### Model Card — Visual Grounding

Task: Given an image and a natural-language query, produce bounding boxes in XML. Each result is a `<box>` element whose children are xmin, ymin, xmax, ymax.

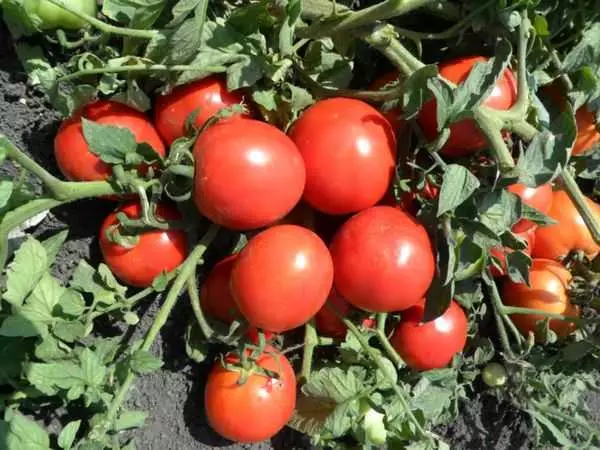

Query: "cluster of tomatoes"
<box><xmin>51</xmin><ymin>56</ymin><xmax>600</xmax><ymax>444</ymax></box>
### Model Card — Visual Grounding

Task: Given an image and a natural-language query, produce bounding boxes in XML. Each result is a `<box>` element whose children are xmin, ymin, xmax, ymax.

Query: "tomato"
<box><xmin>193</xmin><ymin>118</ymin><xmax>305</xmax><ymax>230</ymax></box>
<box><xmin>99</xmin><ymin>202</ymin><xmax>187</xmax><ymax>288</ymax></box>
<box><xmin>398</xmin><ymin>181</ymin><xmax>440</xmax><ymax>214</ymax></box>
<box><xmin>314</xmin><ymin>290</ymin><xmax>375</xmax><ymax>338</ymax></box>
<box><xmin>204</xmin><ymin>346</ymin><xmax>296</xmax><ymax>443</ymax></box>
<box><xmin>330</xmin><ymin>206</ymin><xmax>435</xmax><ymax>312</ymax></box>
<box><xmin>289</xmin><ymin>98</ymin><xmax>397</xmax><ymax>215</ymax></box>
<box><xmin>390</xmin><ymin>299</ymin><xmax>468</xmax><ymax>371</ymax></box>
<box><xmin>533</xmin><ymin>190</ymin><xmax>600</xmax><ymax>261</ymax></box>
<box><xmin>200</xmin><ymin>255</ymin><xmax>240</xmax><ymax>323</ymax></box>
<box><xmin>154</xmin><ymin>77</ymin><xmax>247</xmax><ymax>145</ymax></box>
<box><xmin>490</xmin><ymin>226</ymin><xmax>536</xmax><ymax>277</ymax></box>
<box><xmin>418</xmin><ymin>56</ymin><xmax>517</xmax><ymax>157</ymax></box>
<box><xmin>501</xmin><ymin>259</ymin><xmax>580</xmax><ymax>339</ymax></box>
<box><xmin>508</xmin><ymin>183</ymin><xmax>553</xmax><ymax>233</ymax></box>
<box><xmin>370</xmin><ymin>72</ymin><xmax>407</xmax><ymax>134</ymax></box>
<box><xmin>28</xmin><ymin>0</ymin><xmax>97</xmax><ymax>30</ymax></box>
<box><xmin>481</xmin><ymin>362</ymin><xmax>507</xmax><ymax>387</ymax></box>
<box><xmin>55</xmin><ymin>101</ymin><xmax>166</xmax><ymax>182</ymax></box>
<box><xmin>231</xmin><ymin>225</ymin><xmax>333</xmax><ymax>332</ymax></box>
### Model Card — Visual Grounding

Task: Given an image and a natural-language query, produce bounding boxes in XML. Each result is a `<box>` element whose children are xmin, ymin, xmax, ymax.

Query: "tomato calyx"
<box><xmin>220</xmin><ymin>346</ymin><xmax>283</xmax><ymax>385</ymax></box>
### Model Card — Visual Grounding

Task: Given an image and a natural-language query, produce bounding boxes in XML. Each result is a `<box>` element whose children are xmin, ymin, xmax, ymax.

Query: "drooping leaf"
<box><xmin>81</xmin><ymin>119</ymin><xmax>138</xmax><ymax>165</ymax></box>
<box><xmin>437</xmin><ymin>165</ymin><xmax>480</xmax><ymax>216</ymax></box>
<box><xmin>4</xmin><ymin>411</ymin><xmax>50</xmax><ymax>450</ymax></box>
<box><xmin>114</xmin><ymin>411</ymin><xmax>148</xmax><ymax>431</ymax></box>
<box><xmin>563</xmin><ymin>23</ymin><xmax>600</xmax><ymax>72</ymax></box>
<box><xmin>3</xmin><ymin>237</ymin><xmax>48</xmax><ymax>307</ymax></box>
<box><xmin>505</xmin><ymin>251</ymin><xmax>532</xmax><ymax>285</ymax></box>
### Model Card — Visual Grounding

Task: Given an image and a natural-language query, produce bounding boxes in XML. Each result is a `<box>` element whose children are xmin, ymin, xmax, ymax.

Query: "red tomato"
<box><xmin>193</xmin><ymin>118</ymin><xmax>305</xmax><ymax>230</ymax></box>
<box><xmin>533</xmin><ymin>190</ymin><xmax>600</xmax><ymax>261</ymax></box>
<box><xmin>99</xmin><ymin>202</ymin><xmax>187</xmax><ymax>287</ymax></box>
<box><xmin>418</xmin><ymin>56</ymin><xmax>517</xmax><ymax>157</ymax></box>
<box><xmin>54</xmin><ymin>100</ymin><xmax>166</xmax><ymax>182</ymax></box>
<box><xmin>391</xmin><ymin>299</ymin><xmax>468</xmax><ymax>371</ymax></box>
<box><xmin>330</xmin><ymin>206</ymin><xmax>435</xmax><ymax>312</ymax></box>
<box><xmin>289</xmin><ymin>98</ymin><xmax>397</xmax><ymax>215</ymax></box>
<box><xmin>502</xmin><ymin>259</ymin><xmax>580</xmax><ymax>339</ymax></box>
<box><xmin>231</xmin><ymin>225</ymin><xmax>333</xmax><ymax>332</ymax></box>
<box><xmin>200</xmin><ymin>255</ymin><xmax>240</xmax><ymax>323</ymax></box>
<box><xmin>489</xmin><ymin>226</ymin><xmax>536</xmax><ymax>277</ymax></box>
<box><xmin>370</xmin><ymin>72</ymin><xmax>407</xmax><ymax>134</ymax></box>
<box><xmin>508</xmin><ymin>183</ymin><xmax>553</xmax><ymax>233</ymax></box>
<box><xmin>398</xmin><ymin>181</ymin><xmax>440</xmax><ymax>215</ymax></box>
<box><xmin>314</xmin><ymin>290</ymin><xmax>374</xmax><ymax>338</ymax></box>
<box><xmin>204</xmin><ymin>346</ymin><xmax>296</xmax><ymax>443</ymax></box>
<box><xmin>154</xmin><ymin>77</ymin><xmax>247</xmax><ymax>145</ymax></box>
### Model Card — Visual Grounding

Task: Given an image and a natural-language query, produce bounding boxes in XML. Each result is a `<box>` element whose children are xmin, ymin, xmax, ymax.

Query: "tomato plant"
<box><xmin>502</xmin><ymin>259</ymin><xmax>580</xmax><ymax>339</ymax></box>
<box><xmin>193</xmin><ymin>118</ymin><xmax>305</xmax><ymax>230</ymax></box>
<box><xmin>230</xmin><ymin>225</ymin><xmax>333</xmax><ymax>332</ymax></box>
<box><xmin>99</xmin><ymin>202</ymin><xmax>187</xmax><ymax>288</ymax></box>
<box><xmin>533</xmin><ymin>190</ymin><xmax>600</xmax><ymax>261</ymax></box>
<box><xmin>507</xmin><ymin>183</ymin><xmax>553</xmax><ymax>233</ymax></box>
<box><xmin>27</xmin><ymin>0</ymin><xmax>97</xmax><ymax>30</ymax></box>
<box><xmin>54</xmin><ymin>100</ymin><xmax>166</xmax><ymax>182</ymax></box>
<box><xmin>390</xmin><ymin>299</ymin><xmax>468</xmax><ymax>371</ymax></box>
<box><xmin>204</xmin><ymin>346</ymin><xmax>296</xmax><ymax>443</ymax></box>
<box><xmin>289</xmin><ymin>98</ymin><xmax>397</xmax><ymax>214</ymax></box>
<box><xmin>154</xmin><ymin>77</ymin><xmax>247</xmax><ymax>145</ymax></box>
<box><xmin>418</xmin><ymin>56</ymin><xmax>517</xmax><ymax>156</ymax></box>
<box><xmin>330</xmin><ymin>206</ymin><xmax>435</xmax><ymax>312</ymax></box>
<box><xmin>490</xmin><ymin>226</ymin><xmax>535</xmax><ymax>277</ymax></box>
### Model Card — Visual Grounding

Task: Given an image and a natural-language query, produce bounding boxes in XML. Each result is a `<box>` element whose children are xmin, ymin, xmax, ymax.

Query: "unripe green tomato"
<box><xmin>481</xmin><ymin>362</ymin><xmax>508</xmax><ymax>387</ymax></box>
<box><xmin>27</xmin><ymin>0</ymin><xmax>97</xmax><ymax>30</ymax></box>
<box><xmin>362</xmin><ymin>407</ymin><xmax>387</xmax><ymax>445</ymax></box>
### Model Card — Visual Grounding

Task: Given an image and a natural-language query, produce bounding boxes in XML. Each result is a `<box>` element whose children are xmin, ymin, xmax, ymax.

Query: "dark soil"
<box><xmin>0</xmin><ymin>21</ymin><xmax>547</xmax><ymax>450</ymax></box>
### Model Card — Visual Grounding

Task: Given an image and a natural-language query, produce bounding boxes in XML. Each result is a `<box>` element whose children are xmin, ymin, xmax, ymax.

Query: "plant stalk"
<box><xmin>300</xmin><ymin>320</ymin><xmax>319</xmax><ymax>383</ymax></box>
<box><xmin>375</xmin><ymin>313</ymin><xmax>403</xmax><ymax>367</ymax></box>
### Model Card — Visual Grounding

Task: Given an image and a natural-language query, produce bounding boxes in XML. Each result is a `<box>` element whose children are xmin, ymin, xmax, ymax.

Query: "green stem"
<box><xmin>506</xmin><ymin>119</ymin><xmax>538</xmax><ymax>141</ymax></box>
<box><xmin>548</xmin><ymin>49</ymin><xmax>574</xmax><ymax>91</ymax></box>
<box><xmin>531</xmin><ymin>400</ymin><xmax>600</xmax><ymax>437</ymax></box>
<box><xmin>375</xmin><ymin>313</ymin><xmax>403</xmax><ymax>367</ymax></box>
<box><xmin>58</xmin><ymin>64</ymin><xmax>228</xmax><ymax>83</ymax></box>
<box><xmin>96</xmin><ymin>225</ymin><xmax>219</xmax><ymax>436</ymax></box>
<box><xmin>45</xmin><ymin>0</ymin><xmax>157</xmax><ymax>39</ymax></box>
<box><xmin>508</xmin><ymin>14</ymin><xmax>531</xmax><ymax>118</ymax></box>
<box><xmin>422</xmin><ymin>1</ymin><xmax>461</xmax><ymax>21</ymax></box>
<box><xmin>188</xmin><ymin>277</ymin><xmax>214</xmax><ymax>339</ymax></box>
<box><xmin>560</xmin><ymin>169</ymin><xmax>600</xmax><ymax>245</ymax></box>
<box><xmin>473</xmin><ymin>108</ymin><xmax>516</xmax><ymax>173</ymax></box>
<box><xmin>89</xmin><ymin>285</ymin><xmax>159</xmax><ymax>320</ymax></box>
<box><xmin>503</xmin><ymin>305</ymin><xmax>583</xmax><ymax>324</ymax></box>
<box><xmin>298</xmin><ymin>0</ymin><xmax>436</xmax><ymax>39</ymax></box>
<box><xmin>300</xmin><ymin>320</ymin><xmax>318</xmax><ymax>383</ymax></box>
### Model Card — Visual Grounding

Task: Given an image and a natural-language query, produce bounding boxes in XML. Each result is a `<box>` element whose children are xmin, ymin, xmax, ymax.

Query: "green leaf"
<box><xmin>129</xmin><ymin>350</ymin><xmax>163</xmax><ymax>374</ymax></box>
<box><xmin>0</xmin><ymin>337</ymin><xmax>30</xmax><ymax>384</ymax></box>
<box><xmin>505</xmin><ymin>251</ymin><xmax>532</xmax><ymax>285</ymax></box>
<box><xmin>410</xmin><ymin>380</ymin><xmax>452</xmax><ymax>422</ymax></box>
<box><xmin>70</xmin><ymin>261</ymin><xmax>125</xmax><ymax>305</ymax></box>
<box><xmin>185</xmin><ymin>323</ymin><xmax>208</xmax><ymax>363</ymax></box>
<box><xmin>0</xmin><ymin>180</ymin><xmax>13</xmax><ymax>209</ymax></box>
<box><xmin>57</xmin><ymin>290</ymin><xmax>86</xmax><ymax>317</ymax></box>
<box><xmin>4</xmin><ymin>411</ymin><xmax>50</xmax><ymax>450</ymax></box>
<box><xmin>35</xmin><ymin>335</ymin><xmax>70</xmax><ymax>361</ymax></box>
<box><xmin>402</xmin><ymin>65</ymin><xmax>438</xmax><ymax>119</ymax></box>
<box><xmin>477</xmin><ymin>190</ymin><xmax>520</xmax><ymax>235</ymax></box>
<box><xmin>520</xmin><ymin>203</ymin><xmax>557</xmax><ymax>227</ymax></box>
<box><xmin>1</xmin><ymin>0</ymin><xmax>39</xmax><ymax>38</ymax></box>
<box><xmin>437</xmin><ymin>165</ymin><xmax>480</xmax><ymax>216</ymax></box>
<box><xmin>81</xmin><ymin>118</ymin><xmax>138</xmax><ymax>165</ymax></box>
<box><xmin>454</xmin><ymin>279</ymin><xmax>484</xmax><ymax>308</ymax></box>
<box><xmin>80</xmin><ymin>348</ymin><xmax>106</xmax><ymax>387</ymax></box>
<box><xmin>20</xmin><ymin>272</ymin><xmax>65</xmax><ymax>325</ymax></box>
<box><xmin>563</xmin><ymin>23</ymin><xmax>600</xmax><ymax>72</ymax></box>
<box><xmin>111</xmin><ymin>80</ymin><xmax>152</xmax><ymax>112</ymax></box>
<box><xmin>3</xmin><ymin>237</ymin><xmax>48</xmax><ymax>306</ymax></box>
<box><xmin>168</xmin><ymin>17</ymin><xmax>204</xmax><ymax>65</ymax></box>
<box><xmin>26</xmin><ymin>361</ymin><xmax>85</xmax><ymax>396</ymax></box>
<box><xmin>454</xmin><ymin>239</ymin><xmax>484</xmax><ymax>281</ymax></box>
<box><xmin>114</xmin><ymin>411</ymin><xmax>148</xmax><ymax>431</ymax></box>
<box><xmin>531</xmin><ymin>410</ymin><xmax>574</xmax><ymax>447</ymax></box>
<box><xmin>40</xmin><ymin>230</ymin><xmax>68</xmax><ymax>266</ymax></box>
<box><xmin>533</xmin><ymin>15</ymin><xmax>549</xmax><ymax>37</ymax></box>
<box><xmin>289</xmin><ymin>394</ymin><xmax>336</xmax><ymax>436</ymax></box>
<box><xmin>58</xmin><ymin>420</ymin><xmax>81</xmax><ymax>450</ymax></box>
<box><xmin>278</xmin><ymin>0</ymin><xmax>302</xmax><ymax>57</ymax></box>
<box><xmin>0</xmin><ymin>314</ymin><xmax>39</xmax><ymax>337</ymax></box>
<box><xmin>167</xmin><ymin>0</ymin><xmax>203</xmax><ymax>27</ymax></box>
<box><xmin>53</xmin><ymin>321</ymin><xmax>87</xmax><ymax>343</ymax></box>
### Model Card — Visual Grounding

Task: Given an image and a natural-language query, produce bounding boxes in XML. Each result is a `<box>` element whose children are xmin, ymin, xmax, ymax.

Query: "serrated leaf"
<box><xmin>114</xmin><ymin>411</ymin><xmax>148</xmax><ymax>431</ymax></box>
<box><xmin>0</xmin><ymin>180</ymin><xmax>13</xmax><ymax>209</ymax></box>
<box><xmin>58</xmin><ymin>420</ymin><xmax>81</xmax><ymax>450</ymax></box>
<box><xmin>57</xmin><ymin>290</ymin><xmax>86</xmax><ymax>317</ymax></box>
<box><xmin>505</xmin><ymin>251</ymin><xmax>532</xmax><ymax>285</ymax></box>
<box><xmin>454</xmin><ymin>279</ymin><xmax>483</xmax><ymax>308</ymax></box>
<box><xmin>531</xmin><ymin>410</ymin><xmax>574</xmax><ymax>447</ymax></box>
<box><xmin>167</xmin><ymin>0</ymin><xmax>202</xmax><ymax>27</ymax></box>
<box><xmin>20</xmin><ymin>272</ymin><xmax>65</xmax><ymax>324</ymax></box>
<box><xmin>4</xmin><ymin>411</ymin><xmax>50</xmax><ymax>450</ymax></box>
<box><xmin>278</xmin><ymin>0</ymin><xmax>302</xmax><ymax>57</ymax></box>
<box><xmin>35</xmin><ymin>335</ymin><xmax>70</xmax><ymax>361</ymax></box>
<box><xmin>289</xmin><ymin>394</ymin><xmax>336</xmax><ymax>435</ymax></box>
<box><xmin>0</xmin><ymin>314</ymin><xmax>39</xmax><ymax>337</ymax></box>
<box><xmin>129</xmin><ymin>350</ymin><xmax>163</xmax><ymax>374</ymax></box>
<box><xmin>80</xmin><ymin>348</ymin><xmax>106</xmax><ymax>387</ymax></box>
<box><xmin>40</xmin><ymin>230</ymin><xmax>68</xmax><ymax>266</ymax></box>
<box><xmin>81</xmin><ymin>118</ymin><xmax>138</xmax><ymax>165</ymax></box>
<box><xmin>437</xmin><ymin>165</ymin><xmax>480</xmax><ymax>216</ymax></box>
<box><xmin>0</xmin><ymin>337</ymin><xmax>30</xmax><ymax>384</ymax></box>
<box><xmin>26</xmin><ymin>361</ymin><xmax>84</xmax><ymax>395</ymax></box>
<box><xmin>303</xmin><ymin>366</ymin><xmax>366</xmax><ymax>403</ymax></box>
<box><xmin>168</xmin><ymin>17</ymin><xmax>204</xmax><ymax>65</ymax></box>
<box><xmin>70</xmin><ymin>261</ymin><xmax>124</xmax><ymax>305</ymax></box>
<box><xmin>402</xmin><ymin>65</ymin><xmax>438</xmax><ymax>119</ymax></box>
<box><xmin>53</xmin><ymin>321</ymin><xmax>87</xmax><ymax>343</ymax></box>
<box><xmin>563</xmin><ymin>23</ymin><xmax>600</xmax><ymax>72</ymax></box>
<box><xmin>3</xmin><ymin>238</ymin><xmax>48</xmax><ymax>306</ymax></box>
<box><xmin>477</xmin><ymin>190</ymin><xmax>520</xmax><ymax>235</ymax></box>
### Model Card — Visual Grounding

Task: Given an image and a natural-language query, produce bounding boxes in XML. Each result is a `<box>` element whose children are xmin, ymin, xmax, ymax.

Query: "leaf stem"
<box><xmin>187</xmin><ymin>277</ymin><xmax>214</xmax><ymax>339</ymax></box>
<box><xmin>375</xmin><ymin>313</ymin><xmax>403</xmax><ymax>367</ymax></box>
<box><xmin>300</xmin><ymin>320</ymin><xmax>319</xmax><ymax>383</ymax></box>
<box><xmin>473</xmin><ymin>108</ymin><xmax>516</xmax><ymax>173</ymax></box>
<box><xmin>560</xmin><ymin>169</ymin><xmax>600</xmax><ymax>245</ymax></box>
<box><xmin>502</xmin><ymin>305</ymin><xmax>583</xmax><ymax>324</ymax></box>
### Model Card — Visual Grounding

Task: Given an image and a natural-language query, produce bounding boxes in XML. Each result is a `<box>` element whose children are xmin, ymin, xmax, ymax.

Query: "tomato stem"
<box><xmin>188</xmin><ymin>277</ymin><xmax>214</xmax><ymax>339</ymax></box>
<box><xmin>89</xmin><ymin>224</ymin><xmax>220</xmax><ymax>440</ymax></box>
<box><xmin>502</xmin><ymin>306</ymin><xmax>583</xmax><ymax>325</ymax></box>
<box><xmin>559</xmin><ymin>169</ymin><xmax>600</xmax><ymax>246</ymax></box>
<box><xmin>473</xmin><ymin>108</ymin><xmax>516</xmax><ymax>173</ymax></box>
<box><xmin>300</xmin><ymin>320</ymin><xmax>319</xmax><ymax>383</ymax></box>
<box><xmin>375</xmin><ymin>313</ymin><xmax>403</xmax><ymax>367</ymax></box>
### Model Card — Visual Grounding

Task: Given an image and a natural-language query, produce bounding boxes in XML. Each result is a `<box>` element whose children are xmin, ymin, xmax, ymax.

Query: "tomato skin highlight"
<box><xmin>204</xmin><ymin>346</ymin><xmax>296</xmax><ymax>443</ymax></box>
<box><xmin>533</xmin><ymin>190</ymin><xmax>600</xmax><ymax>261</ymax></box>
<box><xmin>330</xmin><ymin>206</ymin><xmax>435</xmax><ymax>312</ymax></box>
<box><xmin>289</xmin><ymin>98</ymin><xmax>397</xmax><ymax>215</ymax></box>
<box><xmin>508</xmin><ymin>183</ymin><xmax>553</xmax><ymax>233</ymax></box>
<box><xmin>200</xmin><ymin>255</ymin><xmax>240</xmax><ymax>324</ymax></box>
<box><xmin>32</xmin><ymin>0</ymin><xmax>97</xmax><ymax>30</ymax></box>
<box><xmin>54</xmin><ymin>101</ymin><xmax>166</xmax><ymax>182</ymax></box>
<box><xmin>99</xmin><ymin>202</ymin><xmax>187</xmax><ymax>288</ymax></box>
<box><xmin>154</xmin><ymin>77</ymin><xmax>247</xmax><ymax>145</ymax></box>
<box><xmin>391</xmin><ymin>299</ymin><xmax>468</xmax><ymax>371</ymax></box>
<box><xmin>418</xmin><ymin>56</ymin><xmax>517</xmax><ymax>157</ymax></box>
<box><xmin>490</xmin><ymin>226</ymin><xmax>536</xmax><ymax>277</ymax></box>
<box><xmin>314</xmin><ymin>290</ymin><xmax>374</xmax><ymax>338</ymax></box>
<box><xmin>502</xmin><ymin>259</ymin><xmax>580</xmax><ymax>339</ymax></box>
<box><xmin>231</xmin><ymin>225</ymin><xmax>333</xmax><ymax>332</ymax></box>
<box><xmin>193</xmin><ymin>118</ymin><xmax>306</xmax><ymax>230</ymax></box>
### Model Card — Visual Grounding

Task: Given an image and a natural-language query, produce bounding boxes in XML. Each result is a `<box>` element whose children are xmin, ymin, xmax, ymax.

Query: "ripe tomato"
<box><xmin>490</xmin><ymin>226</ymin><xmax>535</xmax><ymax>277</ymax></box>
<box><xmin>418</xmin><ymin>56</ymin><xmax>517</xmax><ymax>157</ymax></box>
<box><xmin>370</xmin><ymin>72</ymin><xmax>407</xmax><ymax>134</ymax></box>
<box><xmin>154</xmin><ymin>77</ymin><xmax>247</xmax><ymax>145</ymax></box>
<box><xmin>231</xmin><ymin>225</ymin><xmax>333</xmax><ymax>332</ymax></box>
<box><xmin>502</xmin><ymin>259</ymin><xmax>580</xmax><ymax>339</ymax></box>
<box><xmin>54</xmin><ymin>101</ymin><xmax>166</xmax><ymax>182</ymax></box>
<box><xmin>200</xmin><ymin>255</ymin><xmax>240</xmax><ymax>323</ymax></box>
<box><xmin>29</xmin><ymin>0</ymin><xmax>97</xmax><ymax>30</ymax></box>
<box><xmin>204</xmin><ymin>346</ymin><xmax>296</xmax><ymax>443</ymax></box>
<box><xmin>99</xmin><ymin>202</ymin><xmax>187</xmax><ymax>288</ymax></box>
<box><xmin>289</xmin><ymin>98</ymin><xmax>397</xmax><ymax>215</ymax></box>
<box><xmin>193</xmin><ymin>118</ymin><xmax>305</xmax><ymax>230</ymax></box>
<box><xmin>390</xmin><ymin>299</ymin><xmax>468</xmax><ymax>371</ymax></box>
<box><xmin>314</xmin><ymin>290</ymin><xmax>375</xmax><ymax>338</ymax></box>
<box><xmin>330</xmin><ymin>206</ymin><xmax>435</xmax><ymax>312</ymax></box>
<box><xmin>508</xmin><ymin>183</ymin><xmax>553</xmax><ymax>233</ymax></box>
<box><xmin>533</xmin><ymin>190</ymin><xmax>600</xmax><ymax>260</ymax></box>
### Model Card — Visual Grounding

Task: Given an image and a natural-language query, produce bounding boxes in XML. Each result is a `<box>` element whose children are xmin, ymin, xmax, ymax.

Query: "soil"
<box><xmin>0</xmin><ymin>21</ymin><xmax>566</xmax><ymax>450</ymax></box>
